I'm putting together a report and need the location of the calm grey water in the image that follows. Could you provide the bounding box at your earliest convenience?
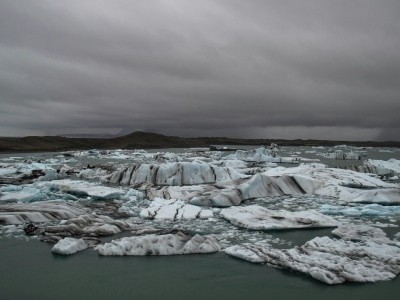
[1,237,399,300]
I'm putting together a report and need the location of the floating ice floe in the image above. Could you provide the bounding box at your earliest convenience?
[96,232,221,256]
[0,186,48,203]
[331,225,392,244]
[42,213,148,238]
[0,164,18,177]
[78,167,112,181]
[220,206,339,230]
[52,237,88,255]
[323,150,361,160]
[15,162,55,175]
[0,200,89,225]
[364,159,400,177]
[38,179,126,200]
[189,174,308,206]
[142,163,400,206]
[263,163,400,203]
[109,161,244,186]
[320,204,400,216]
[223,147,280,163]
[140,198,213,220]
[144,174,307,207]
[225,236,400,284]
[344,188,400,204]
[219,159,247,169]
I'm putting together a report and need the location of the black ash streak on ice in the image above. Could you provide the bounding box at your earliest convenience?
[0,1,400,140]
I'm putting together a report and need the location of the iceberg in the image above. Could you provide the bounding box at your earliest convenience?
[140,198,213,220]
[96,232,221,256]
[42,213,164,239]
[51,237,88,255]
[38,180,126,200]
[142,163,399,207]
[109,162,244,186]
[0,186,48,203]
[331,225,392,244]
[0,200,88,225]
[225,236,400,284]
[220,206,339,230]
[364,159,400,176]
[223,147,280,162]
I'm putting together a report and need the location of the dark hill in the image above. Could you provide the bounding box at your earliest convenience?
[0,131,399,153]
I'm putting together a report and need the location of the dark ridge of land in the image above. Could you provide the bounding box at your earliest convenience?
[0,131,399,153]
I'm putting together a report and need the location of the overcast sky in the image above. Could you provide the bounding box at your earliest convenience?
[1,0,399,140]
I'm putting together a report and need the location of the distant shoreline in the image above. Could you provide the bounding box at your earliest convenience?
[0,131,399,153]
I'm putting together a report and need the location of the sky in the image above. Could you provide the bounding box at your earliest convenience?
[0,0,399,141]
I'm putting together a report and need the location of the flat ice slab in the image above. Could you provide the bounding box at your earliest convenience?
[43,213,147,237]
[225,236,400,284]
[0,200,88,225]
[39,180,125,199]
[140,198,213,220]
[220,206,339,230]
[331,225,392,244]
[96,232,221,256]
[320,204,400,216]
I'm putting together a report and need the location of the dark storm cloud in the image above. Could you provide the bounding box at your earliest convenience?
[0,0,399,140]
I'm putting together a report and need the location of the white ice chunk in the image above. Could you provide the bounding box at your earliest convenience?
[96,232,221,256]
[0,186,48,202]
[225,236,400,284]
[221,206,339,230]
[365,159,400,176]
[140,198,213,220]
[38,179,125,199]
[0,200,89,225]
[332,225,392,244]
[52,238,88,255]
[224,147,280,162]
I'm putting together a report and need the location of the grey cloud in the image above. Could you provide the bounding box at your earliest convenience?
[0,0,400,140]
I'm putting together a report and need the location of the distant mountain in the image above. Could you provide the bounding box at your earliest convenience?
[0,131,399,153]
[59,133,118,139]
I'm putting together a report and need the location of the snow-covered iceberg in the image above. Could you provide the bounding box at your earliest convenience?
[331,225,392,244]
[140,198,213,220]
[262,163,400,203]
[220,206,339,230]
[0,186,48,203]
[225,236,400,284]
[42,213,152,238]
[0,200,88,225]
[38,180,126,200]
[142,163,400,207]
[364,159,400,177]
[323,150,360,160]
[96,232,221,256]
[109,162,244,186]
[52,237,88,255]
[223,147,280,162]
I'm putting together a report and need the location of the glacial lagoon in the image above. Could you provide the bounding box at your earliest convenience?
[1,145,400,299]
